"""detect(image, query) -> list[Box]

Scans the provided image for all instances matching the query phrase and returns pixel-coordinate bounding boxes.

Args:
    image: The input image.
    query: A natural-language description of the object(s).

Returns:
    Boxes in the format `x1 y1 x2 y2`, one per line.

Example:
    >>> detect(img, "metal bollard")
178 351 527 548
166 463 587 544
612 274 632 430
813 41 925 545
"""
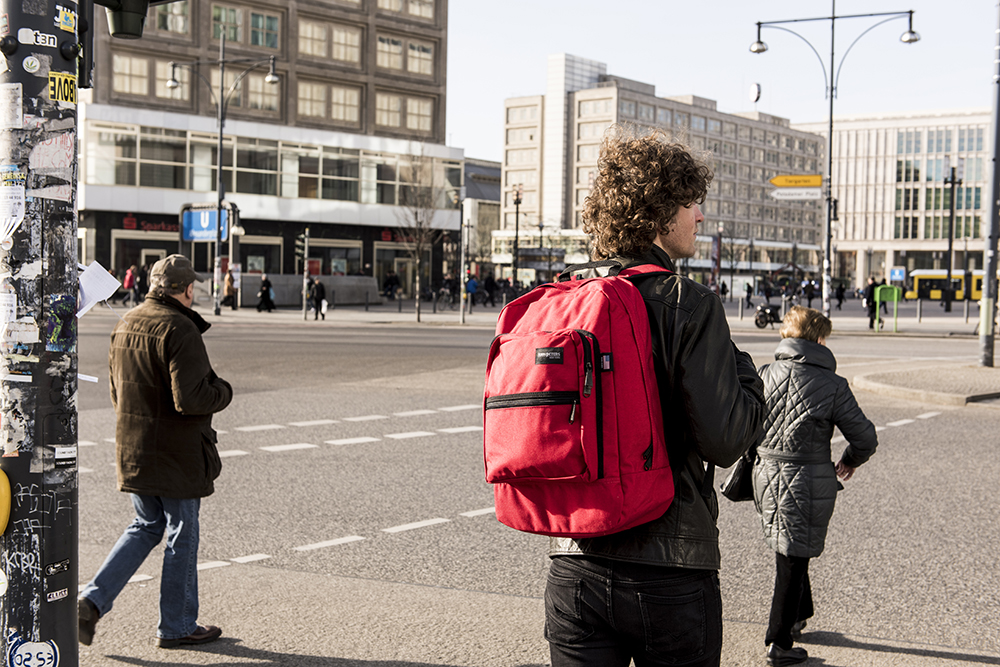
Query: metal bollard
330 290 335 310
916 298 921 322
365 291 369 312
738 299 743 320
964 299 970 323
398 296 402 313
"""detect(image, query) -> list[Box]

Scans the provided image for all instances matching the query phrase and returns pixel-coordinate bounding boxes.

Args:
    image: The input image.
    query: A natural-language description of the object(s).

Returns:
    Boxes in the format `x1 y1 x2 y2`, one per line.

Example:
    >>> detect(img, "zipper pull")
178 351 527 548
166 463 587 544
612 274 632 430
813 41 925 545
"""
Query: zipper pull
569 401 577 424
642 443 653 471
583 362 593 397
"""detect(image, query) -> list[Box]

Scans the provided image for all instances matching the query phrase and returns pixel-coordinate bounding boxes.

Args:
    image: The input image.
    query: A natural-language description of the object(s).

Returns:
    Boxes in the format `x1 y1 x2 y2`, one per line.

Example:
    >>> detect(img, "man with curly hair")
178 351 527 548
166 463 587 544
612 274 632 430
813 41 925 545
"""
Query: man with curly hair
544 128 765 667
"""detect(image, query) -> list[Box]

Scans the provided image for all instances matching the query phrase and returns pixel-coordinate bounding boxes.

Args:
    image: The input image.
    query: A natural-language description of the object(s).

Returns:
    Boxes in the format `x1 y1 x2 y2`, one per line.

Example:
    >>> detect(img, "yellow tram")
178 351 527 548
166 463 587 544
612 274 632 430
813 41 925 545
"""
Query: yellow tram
904 269 984 301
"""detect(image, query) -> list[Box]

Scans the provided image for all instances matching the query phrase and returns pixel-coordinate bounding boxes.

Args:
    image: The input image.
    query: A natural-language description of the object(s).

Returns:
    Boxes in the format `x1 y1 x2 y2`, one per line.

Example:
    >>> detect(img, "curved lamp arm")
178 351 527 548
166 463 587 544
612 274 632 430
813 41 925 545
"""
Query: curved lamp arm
166 55 279 117
759 24 829 98
834 14 909 96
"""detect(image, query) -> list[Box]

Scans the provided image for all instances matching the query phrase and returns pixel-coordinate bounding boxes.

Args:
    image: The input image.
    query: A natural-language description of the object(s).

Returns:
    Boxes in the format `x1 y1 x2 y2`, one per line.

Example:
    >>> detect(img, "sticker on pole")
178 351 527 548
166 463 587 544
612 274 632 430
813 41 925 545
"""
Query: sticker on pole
0 166 24 243
6 630 59 667
0 569 7 596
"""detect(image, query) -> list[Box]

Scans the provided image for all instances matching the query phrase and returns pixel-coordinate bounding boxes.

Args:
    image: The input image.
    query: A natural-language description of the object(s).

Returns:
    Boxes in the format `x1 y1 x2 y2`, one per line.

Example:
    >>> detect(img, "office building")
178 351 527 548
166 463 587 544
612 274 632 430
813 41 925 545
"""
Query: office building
495 54 828 290
80 0 460 300
795 109 991 289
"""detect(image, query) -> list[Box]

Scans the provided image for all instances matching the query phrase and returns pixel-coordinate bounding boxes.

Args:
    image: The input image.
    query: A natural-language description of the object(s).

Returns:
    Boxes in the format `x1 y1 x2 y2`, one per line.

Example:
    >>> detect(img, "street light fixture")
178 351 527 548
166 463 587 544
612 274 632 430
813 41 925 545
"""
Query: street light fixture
167 33 280 315
512 184 523 289
750 3 919 319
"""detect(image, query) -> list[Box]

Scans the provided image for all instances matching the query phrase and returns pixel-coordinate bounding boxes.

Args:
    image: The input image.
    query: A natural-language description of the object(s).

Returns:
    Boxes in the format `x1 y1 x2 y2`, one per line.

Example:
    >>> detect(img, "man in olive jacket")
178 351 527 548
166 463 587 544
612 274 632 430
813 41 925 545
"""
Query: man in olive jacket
79 254 233 649
544 128 764 667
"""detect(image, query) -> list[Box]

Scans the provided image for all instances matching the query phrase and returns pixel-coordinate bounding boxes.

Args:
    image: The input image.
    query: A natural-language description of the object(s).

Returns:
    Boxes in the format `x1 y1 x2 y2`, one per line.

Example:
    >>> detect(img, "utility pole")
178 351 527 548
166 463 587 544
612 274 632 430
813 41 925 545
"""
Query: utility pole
981 1 1000 367
0 0 81 661
944 157 963 312
512 184 522 289
297 228 310 320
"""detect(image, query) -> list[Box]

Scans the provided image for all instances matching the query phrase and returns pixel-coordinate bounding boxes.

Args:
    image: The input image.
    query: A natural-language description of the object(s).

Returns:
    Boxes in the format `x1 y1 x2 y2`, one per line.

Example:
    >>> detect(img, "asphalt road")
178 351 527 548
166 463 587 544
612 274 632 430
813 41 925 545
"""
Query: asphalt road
74 309 1000 666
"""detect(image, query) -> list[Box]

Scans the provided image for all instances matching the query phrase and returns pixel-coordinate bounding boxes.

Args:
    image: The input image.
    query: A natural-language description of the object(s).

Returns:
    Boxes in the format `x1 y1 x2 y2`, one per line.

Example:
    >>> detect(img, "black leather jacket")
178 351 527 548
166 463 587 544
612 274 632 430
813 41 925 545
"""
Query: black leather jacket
550 245 765 570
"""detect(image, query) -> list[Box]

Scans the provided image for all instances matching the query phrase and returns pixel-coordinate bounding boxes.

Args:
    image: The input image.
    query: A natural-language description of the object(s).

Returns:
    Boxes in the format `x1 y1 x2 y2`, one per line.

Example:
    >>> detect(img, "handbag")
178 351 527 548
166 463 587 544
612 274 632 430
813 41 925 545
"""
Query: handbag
720 451 755 502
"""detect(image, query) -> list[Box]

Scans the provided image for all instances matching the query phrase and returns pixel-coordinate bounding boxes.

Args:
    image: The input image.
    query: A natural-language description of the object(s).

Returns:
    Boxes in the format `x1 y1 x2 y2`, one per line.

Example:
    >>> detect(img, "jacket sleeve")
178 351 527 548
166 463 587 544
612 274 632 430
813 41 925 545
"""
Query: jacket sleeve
833 378 878 467
167 328 234 416
676 296 765 468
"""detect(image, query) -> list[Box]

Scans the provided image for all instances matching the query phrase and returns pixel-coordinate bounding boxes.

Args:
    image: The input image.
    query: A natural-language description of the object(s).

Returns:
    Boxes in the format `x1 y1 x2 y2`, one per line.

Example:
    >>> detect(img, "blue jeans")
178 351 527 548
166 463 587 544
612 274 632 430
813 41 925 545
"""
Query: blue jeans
545 556 723 667
80 495 201 640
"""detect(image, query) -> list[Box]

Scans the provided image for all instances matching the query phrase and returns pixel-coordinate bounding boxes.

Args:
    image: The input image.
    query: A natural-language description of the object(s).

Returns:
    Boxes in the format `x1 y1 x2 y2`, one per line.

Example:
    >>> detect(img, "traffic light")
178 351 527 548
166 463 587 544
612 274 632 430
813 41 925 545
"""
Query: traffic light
93 0 182 40
295 228 309 259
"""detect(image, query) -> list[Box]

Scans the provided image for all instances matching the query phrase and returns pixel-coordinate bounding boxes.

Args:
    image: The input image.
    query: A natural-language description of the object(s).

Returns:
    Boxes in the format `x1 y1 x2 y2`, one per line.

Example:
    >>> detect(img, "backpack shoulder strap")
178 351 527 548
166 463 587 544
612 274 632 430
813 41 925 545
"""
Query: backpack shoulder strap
618 264 673 279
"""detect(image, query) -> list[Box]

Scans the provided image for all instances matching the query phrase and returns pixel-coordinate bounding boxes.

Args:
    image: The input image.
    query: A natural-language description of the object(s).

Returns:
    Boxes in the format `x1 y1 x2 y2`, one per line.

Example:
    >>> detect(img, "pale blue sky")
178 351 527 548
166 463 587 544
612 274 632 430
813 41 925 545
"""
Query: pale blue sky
447 0 993 162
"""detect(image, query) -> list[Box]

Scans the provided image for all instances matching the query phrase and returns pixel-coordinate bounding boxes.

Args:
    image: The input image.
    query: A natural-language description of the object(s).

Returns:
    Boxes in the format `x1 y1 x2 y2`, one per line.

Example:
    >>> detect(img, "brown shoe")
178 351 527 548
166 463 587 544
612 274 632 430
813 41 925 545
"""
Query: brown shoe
157 624 222 649
78 598 99 646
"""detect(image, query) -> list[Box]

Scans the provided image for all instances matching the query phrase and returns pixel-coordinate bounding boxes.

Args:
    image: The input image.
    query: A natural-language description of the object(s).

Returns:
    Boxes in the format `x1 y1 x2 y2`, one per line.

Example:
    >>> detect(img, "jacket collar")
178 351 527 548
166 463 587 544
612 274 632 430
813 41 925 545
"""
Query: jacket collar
144 294 212 334
615 244 678 273
774 337 836 372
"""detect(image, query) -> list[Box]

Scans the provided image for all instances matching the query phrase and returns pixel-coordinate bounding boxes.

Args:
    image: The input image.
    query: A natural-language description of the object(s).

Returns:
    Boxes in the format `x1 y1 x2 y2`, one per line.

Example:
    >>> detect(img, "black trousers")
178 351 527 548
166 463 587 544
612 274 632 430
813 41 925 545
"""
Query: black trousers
765 553 814 650
545 556 722 667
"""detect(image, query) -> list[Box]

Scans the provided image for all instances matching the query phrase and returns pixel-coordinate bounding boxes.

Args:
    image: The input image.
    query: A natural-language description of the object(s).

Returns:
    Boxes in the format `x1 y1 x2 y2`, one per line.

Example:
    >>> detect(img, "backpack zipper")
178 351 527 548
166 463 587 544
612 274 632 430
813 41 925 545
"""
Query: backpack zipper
575 330 603 479
485 391 581 424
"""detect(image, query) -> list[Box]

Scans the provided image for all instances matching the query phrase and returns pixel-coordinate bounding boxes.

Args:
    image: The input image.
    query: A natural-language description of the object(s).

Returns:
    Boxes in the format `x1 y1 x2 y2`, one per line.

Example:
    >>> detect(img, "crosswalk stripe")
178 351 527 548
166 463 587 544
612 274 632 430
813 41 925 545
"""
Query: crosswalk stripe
437 404 479 412
459 508 495 517
385 431 436 440
294 536 365 551
886 419 915 427
230 554 271 563
289 419 339 427
236 424 285 432
197 561 231 571
326 437 380 446
916 412 941 419
79 467 94 473
342 415 388 422
394 410 438 417
78 440 97 446
438 426 483 434
260 443 318 452
219 450 249 458
383 518 450 533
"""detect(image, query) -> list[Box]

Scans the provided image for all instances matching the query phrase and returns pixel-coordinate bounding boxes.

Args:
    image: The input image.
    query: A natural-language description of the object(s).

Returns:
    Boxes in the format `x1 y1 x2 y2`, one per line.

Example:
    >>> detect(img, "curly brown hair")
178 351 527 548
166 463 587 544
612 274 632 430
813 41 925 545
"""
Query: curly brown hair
582 126 713 259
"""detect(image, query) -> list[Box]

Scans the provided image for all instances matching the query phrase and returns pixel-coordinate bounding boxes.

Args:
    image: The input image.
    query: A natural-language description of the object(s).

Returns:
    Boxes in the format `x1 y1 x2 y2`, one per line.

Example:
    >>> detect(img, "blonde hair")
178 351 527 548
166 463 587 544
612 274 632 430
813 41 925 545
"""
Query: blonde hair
780 306 832 343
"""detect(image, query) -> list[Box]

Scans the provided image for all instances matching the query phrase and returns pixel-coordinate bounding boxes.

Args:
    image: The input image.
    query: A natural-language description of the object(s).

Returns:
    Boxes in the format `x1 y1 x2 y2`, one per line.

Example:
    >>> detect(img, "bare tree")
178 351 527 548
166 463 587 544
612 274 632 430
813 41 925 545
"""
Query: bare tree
395 153 452 322
719 230 742 302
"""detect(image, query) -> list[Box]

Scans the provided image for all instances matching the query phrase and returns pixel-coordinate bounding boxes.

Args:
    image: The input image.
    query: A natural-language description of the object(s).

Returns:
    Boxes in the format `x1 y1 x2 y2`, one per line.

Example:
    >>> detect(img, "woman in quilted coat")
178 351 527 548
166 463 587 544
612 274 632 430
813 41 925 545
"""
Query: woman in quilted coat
752 306 878 667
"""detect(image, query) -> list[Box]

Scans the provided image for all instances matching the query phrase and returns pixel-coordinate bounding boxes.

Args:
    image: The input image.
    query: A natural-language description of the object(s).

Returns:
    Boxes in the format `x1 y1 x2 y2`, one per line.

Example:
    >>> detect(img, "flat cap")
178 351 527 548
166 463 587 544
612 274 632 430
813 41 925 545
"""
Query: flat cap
149 254 204 290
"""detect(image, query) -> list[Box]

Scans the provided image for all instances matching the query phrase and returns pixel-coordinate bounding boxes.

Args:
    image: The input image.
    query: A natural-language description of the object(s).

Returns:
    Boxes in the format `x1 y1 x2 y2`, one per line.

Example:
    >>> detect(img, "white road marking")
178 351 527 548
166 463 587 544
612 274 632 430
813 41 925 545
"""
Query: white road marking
79 467 94 473
343 415 388 422
103 438 115 443
78 440 97 446
219 450 249 458
216 430 229 435
394 410 438 417
831 436 846 445
916 412 941 419
438 426 483 434
128 574 153 583
260 443 319 452
289 419 339 427
385 431 436 440
236 424 286 432
197 561 231 571
437 404 479 412
231 554 271 563
886 419 915 427
459 508 496 517
875 426 886 432
383 518 450 533
326 436 380 446
294 536 365 551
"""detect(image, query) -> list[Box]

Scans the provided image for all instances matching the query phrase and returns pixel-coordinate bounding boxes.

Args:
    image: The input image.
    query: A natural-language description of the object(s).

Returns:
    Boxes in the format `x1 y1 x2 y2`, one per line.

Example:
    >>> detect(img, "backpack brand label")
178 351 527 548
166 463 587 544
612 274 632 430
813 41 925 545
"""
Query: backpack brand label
535 347 564 365
600 353 613 371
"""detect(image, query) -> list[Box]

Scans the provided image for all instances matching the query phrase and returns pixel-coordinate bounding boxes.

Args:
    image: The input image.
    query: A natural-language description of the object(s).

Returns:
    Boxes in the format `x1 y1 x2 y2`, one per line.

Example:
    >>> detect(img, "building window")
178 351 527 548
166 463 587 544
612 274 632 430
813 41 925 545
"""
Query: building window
409 0 434 18
248 73 279 111
674 112 688 128
618 100 635 117
656 108 671 125
156 2 188 33
331 85 360 123
508 106 539 122
332 25 361 63
579 99 611 116
707 119 722 134
691 116 706 132
212 5 242 41
250 12 279 49
378 0 402 9
638 104 654 122
376 93 401 127
298 82 326 117
113 54 148 95
377 36 403 70
154 61 188 100
408 41 433 75
298 19 326 57
406 97 432 132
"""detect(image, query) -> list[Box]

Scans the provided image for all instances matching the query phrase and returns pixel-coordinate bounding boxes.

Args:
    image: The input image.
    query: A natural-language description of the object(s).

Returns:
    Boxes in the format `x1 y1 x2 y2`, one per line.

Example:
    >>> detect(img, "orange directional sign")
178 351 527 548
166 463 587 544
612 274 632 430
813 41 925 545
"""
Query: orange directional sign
769 174 823 188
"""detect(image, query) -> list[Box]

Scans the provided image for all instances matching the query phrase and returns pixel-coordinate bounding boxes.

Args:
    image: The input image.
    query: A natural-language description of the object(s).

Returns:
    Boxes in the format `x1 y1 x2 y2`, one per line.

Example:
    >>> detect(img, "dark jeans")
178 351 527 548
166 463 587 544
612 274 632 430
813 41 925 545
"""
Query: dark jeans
545 556 722 667
765 553 814 650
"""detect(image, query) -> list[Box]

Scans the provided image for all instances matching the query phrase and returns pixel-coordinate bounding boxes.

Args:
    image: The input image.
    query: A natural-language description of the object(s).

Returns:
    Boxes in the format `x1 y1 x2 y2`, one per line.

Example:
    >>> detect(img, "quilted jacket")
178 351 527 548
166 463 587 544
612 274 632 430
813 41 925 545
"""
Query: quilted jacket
752 337 877 558
550 245 765 570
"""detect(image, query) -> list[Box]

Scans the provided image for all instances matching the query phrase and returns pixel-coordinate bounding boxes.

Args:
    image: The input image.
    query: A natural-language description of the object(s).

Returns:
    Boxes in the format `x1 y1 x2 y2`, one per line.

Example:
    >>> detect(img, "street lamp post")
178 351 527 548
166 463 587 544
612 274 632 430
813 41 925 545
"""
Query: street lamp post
944 157 963 312
167 33 279 315
750 2 919 319
748 237 755 294
512 184 523 289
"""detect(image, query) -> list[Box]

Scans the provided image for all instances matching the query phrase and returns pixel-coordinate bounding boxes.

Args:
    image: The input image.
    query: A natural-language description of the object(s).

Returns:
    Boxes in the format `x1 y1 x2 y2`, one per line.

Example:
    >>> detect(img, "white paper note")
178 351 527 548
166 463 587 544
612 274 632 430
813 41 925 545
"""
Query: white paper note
77 261 120 317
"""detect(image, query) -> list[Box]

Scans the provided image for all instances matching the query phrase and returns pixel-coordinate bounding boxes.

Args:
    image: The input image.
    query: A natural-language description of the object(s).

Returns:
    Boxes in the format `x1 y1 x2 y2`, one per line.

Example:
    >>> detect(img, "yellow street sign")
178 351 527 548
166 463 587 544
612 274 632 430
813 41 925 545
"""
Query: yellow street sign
769 174 822 188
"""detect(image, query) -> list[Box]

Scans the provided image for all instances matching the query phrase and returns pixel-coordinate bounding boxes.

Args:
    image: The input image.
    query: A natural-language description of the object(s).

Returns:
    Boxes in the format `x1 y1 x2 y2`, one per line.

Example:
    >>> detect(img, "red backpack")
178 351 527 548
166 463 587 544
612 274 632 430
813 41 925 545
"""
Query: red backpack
483 263 674 538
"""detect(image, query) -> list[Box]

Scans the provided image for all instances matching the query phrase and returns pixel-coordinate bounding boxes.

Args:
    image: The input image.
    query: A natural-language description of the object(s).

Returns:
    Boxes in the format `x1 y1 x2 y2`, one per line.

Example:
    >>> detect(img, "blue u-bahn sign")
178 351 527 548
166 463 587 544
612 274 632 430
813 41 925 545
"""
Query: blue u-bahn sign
181 208 229 242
